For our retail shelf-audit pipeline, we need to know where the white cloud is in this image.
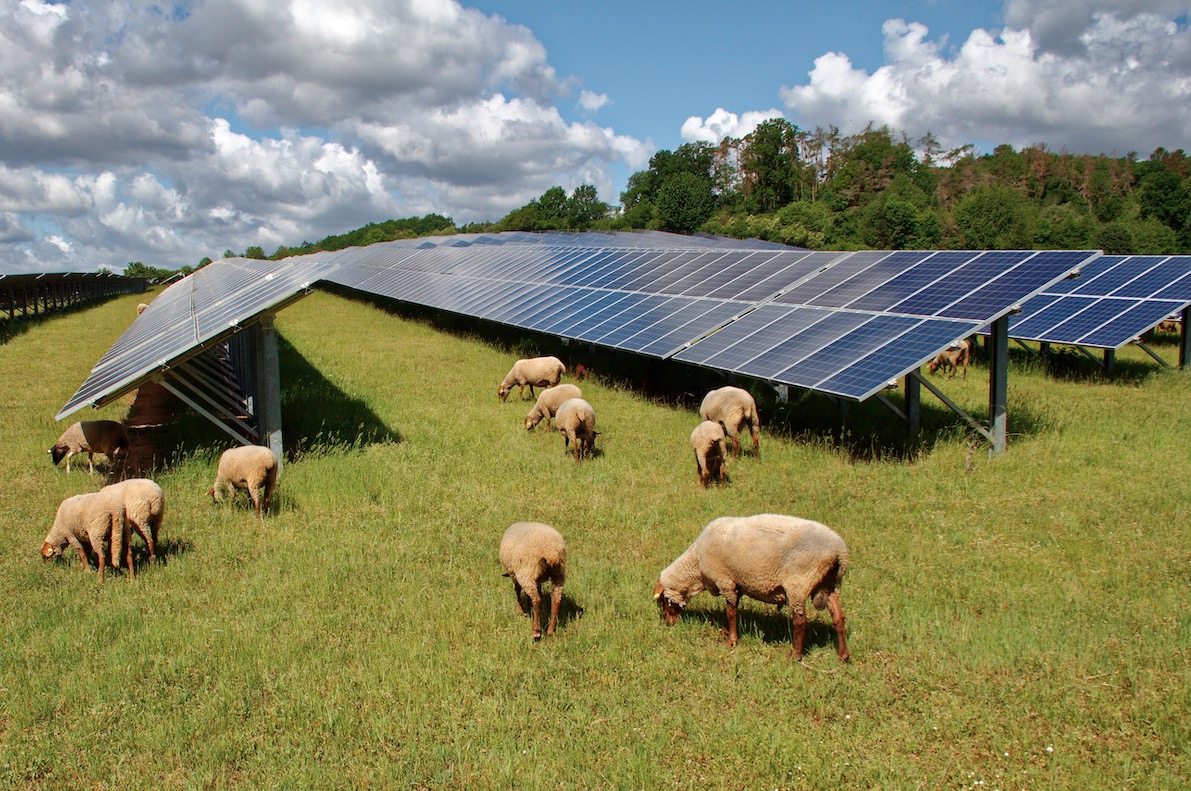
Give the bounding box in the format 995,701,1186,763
681,107,787,145
0,0,649,273
578,90,610,113
780,14,1191,156
1004,0,1191,54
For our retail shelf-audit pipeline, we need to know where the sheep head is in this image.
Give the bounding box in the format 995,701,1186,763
497,384,511,402
48,446,67,465
40,541,59,559
653,582,685,625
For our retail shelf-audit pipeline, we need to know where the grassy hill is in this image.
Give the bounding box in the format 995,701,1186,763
1,290,1187,789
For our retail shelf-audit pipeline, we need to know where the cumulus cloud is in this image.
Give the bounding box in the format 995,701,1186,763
1004,0,1191,54
0,0,648,273
680,108,787,145
780,13,1191,156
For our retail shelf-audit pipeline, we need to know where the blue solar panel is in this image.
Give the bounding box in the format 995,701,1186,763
774,251,893,306
890,251,1034,317
735,310,873,380
771,314,918,388
633,301,746,357
993,254,1191,348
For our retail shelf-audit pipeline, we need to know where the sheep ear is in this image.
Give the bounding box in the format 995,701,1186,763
652,582,664,601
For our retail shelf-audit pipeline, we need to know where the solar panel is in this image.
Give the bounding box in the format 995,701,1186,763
993,254,1191,349
60,231,1102,427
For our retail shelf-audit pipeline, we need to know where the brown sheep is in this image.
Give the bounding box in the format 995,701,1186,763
927,339,971,380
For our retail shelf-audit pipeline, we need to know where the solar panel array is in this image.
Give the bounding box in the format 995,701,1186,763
57,257,335,419
59,232,1099,420
992,255,1191,349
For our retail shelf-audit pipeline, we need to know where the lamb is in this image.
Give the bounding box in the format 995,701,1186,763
498,356,566,401
498,521,567,640
653,514,850,661
699,386,760,459
207,445,280,518
525,383,582,431
690,420,728,488
136,302,149,316
927,339,971,379
40,490,132,582
574,362,590,381
554,397,597,462
101,478,165,562
48,420,130,474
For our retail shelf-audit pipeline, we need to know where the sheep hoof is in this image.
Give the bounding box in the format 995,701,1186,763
532,631,542,641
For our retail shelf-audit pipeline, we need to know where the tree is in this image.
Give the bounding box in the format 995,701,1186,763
740,118,801,212
1136,168,1191,230
953,186,1033,249
656,172,715,233
565,184,608,229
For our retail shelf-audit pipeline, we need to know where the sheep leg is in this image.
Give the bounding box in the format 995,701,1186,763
75,546,90,572
88,452,96,474
751,430,760,460
132,521,156,562
827,591,850,662
547,583,562,637
511,579,526,615
791,604,808,660
723,600,739,647
528,583,544,640
248,484,262,518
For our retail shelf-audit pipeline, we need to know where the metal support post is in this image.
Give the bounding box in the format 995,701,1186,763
988,315,1009,457
1103,348,1116,376
904,371,921,440
253,314,284,468
1181,306,1190,370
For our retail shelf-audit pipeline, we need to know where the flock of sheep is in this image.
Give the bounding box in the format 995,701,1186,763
495,355,849,659
41,420,280,579
39,352,853,661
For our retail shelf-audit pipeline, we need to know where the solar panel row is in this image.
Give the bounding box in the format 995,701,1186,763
59,232,1100,420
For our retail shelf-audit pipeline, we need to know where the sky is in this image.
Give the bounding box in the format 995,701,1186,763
1,0,1189,275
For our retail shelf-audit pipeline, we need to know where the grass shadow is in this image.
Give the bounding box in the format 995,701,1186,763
124,332,403,476
682,601,843,654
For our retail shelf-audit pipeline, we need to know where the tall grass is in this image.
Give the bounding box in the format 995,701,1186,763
1,290,1187,789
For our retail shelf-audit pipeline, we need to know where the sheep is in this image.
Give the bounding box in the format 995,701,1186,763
574,362,590,381
525,383,582,431
48,420,129,474
554,397,597,462
101,478,165,562
653,514,850,661
136,302,149,316
498,521,567,640
927,339,971,379
699,386,760,460
498,356,566,402
690,420,728,488
40,490,132,582
207,445,280,518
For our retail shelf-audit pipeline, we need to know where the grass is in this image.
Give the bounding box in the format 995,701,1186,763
1,289,1187,789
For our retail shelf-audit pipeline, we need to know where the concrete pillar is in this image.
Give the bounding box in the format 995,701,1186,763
253,314,284,468
988,316,1009,456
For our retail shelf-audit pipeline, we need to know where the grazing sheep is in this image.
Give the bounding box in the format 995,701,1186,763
699,386,760,460
927,339,971,380
48,420,129,474
690,420,728,488
136,302,149,316
207,445,279,518
554,398,597,462
102,478,165,562
653,514,850,661
41,491,132,582
499,521,567,640
1157,319,1181,334
525,383,582,431
574,362,590,381
498,356,566,401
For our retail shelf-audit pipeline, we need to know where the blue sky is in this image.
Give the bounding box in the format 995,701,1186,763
1,0,1189,274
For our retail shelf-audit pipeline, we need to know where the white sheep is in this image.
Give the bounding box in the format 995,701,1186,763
525,383,582,431
554,397,597,462
101,478,165,562
498,356,566,402
653,514,850,661
41,490,132,582
48,420,130,474
207,445,280,518
690,420,728,488
136,302,149,316
699,386,760,459
499,521,567,640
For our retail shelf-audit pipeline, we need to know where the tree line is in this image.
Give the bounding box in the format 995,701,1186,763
139,120,1191,279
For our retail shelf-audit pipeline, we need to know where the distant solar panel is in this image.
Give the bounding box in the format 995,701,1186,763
992,254,1191,348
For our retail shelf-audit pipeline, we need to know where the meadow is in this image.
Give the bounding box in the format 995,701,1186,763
1,289,1187,790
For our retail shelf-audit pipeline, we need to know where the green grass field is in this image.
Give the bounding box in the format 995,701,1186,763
1,290,1187,789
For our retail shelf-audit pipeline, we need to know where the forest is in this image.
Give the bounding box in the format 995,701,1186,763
179,120,1191,275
